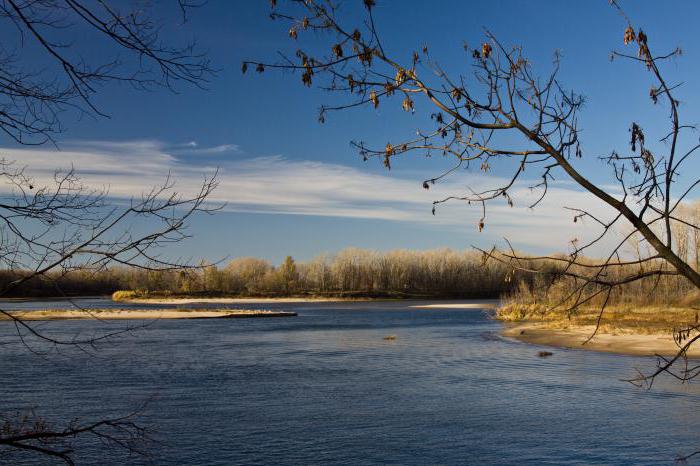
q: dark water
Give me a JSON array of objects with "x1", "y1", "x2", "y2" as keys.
[{"x1": 1, "y1": 298, "x2": 699, "y2": 465}]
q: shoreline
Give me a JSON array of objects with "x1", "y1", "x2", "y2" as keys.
[
  {"x1": 117, "y1": 296, "x2": 377, "y2": 304},
  {"x1": 0, "y1": 309, "x2": 297, "y2": 321},
  {"x1": 117, "y1": 297, "x2": 503, "y2": 305},
  {"x1": 410, "y1": 301, "x2": 498, "y2": 310},
  {"x1": 502, "y1": 322, "x2": 700, "y2": 357}
]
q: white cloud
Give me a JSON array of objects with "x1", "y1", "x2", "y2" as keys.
[
  {"x1": 168, "y1": 141, "x2": 239, "y2": 155},
  {"x1": 0, "y1": 140, "x2": 624, "y2": 253},
  {"x1": 190, "y1": 144, "x2": 240, "y2": 155}
]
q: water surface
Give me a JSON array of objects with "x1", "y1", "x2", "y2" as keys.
[{"x1": 0, "y1": 298, "x2": 698, "y2": 465}]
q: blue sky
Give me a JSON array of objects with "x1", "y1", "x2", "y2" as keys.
[{"x1": 4, "y1": 1, "x2": 700, "y2": 264}]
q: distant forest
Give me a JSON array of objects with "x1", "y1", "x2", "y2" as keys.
[
  {"x1": 0, "y1": 248, "x2": 516, "y2": 299},
  {"x1": 1, "y1": 246, "x2": 696, "y2": 304}
]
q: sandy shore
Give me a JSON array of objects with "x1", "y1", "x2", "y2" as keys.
[
  {"x1": 411, "y1": 301, "x2": 498, "y2": 310},
  {"x1": 117, "y1": 297, "x2": 502, "y2": 308},
  {"x1": 502, "y1": 322, "x2": 700, "y2": 357},
  {"x1": 0, "y1": 309, "x2": 297, "y2": 321},
  {"x1": 118, "y1": 297, "x2": 373, "y2": 305}
]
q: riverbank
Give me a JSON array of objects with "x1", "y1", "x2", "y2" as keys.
[
  {"x1": 498, "y1": 303, "x2": 700, "y2": 357},
  {"x1": 502, "y1": 322, "x2": 700, "y2": 357},
  {"x1": 113, "y1": 290, "x2": 508, "y2": 305},
  {"x1": 410, "y1": 301, "x2": 498, "y2": 309},
  {"x1": 116, "y1": 296, "x2": 375, "y2": 305},
  {"x1": 124, "y1": 298, "x2": 502, "y2": 307},
  {"x1": 0, "y1": 309, "x2": 297, "y2": 321}
]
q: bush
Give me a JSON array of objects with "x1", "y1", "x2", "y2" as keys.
[{"x1": 111, "y1": 290, "x2": 142, "y2": 301}]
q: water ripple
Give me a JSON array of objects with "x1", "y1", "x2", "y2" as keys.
[{"x1": 0, "y1": 298, "x2": 698, "y2": 465}]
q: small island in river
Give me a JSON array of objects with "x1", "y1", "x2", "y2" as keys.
[{"x1": 0, "y1": 309, "x2": 297, "y2": 321}]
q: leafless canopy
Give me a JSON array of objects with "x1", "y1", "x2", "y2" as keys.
[
  {"x1": 0, "y1": 1, "x2": 216, "y2": 464},
  {"x1": 246, "y1": 1, "x2": 700, "y2": 385},
  {"x1": 0, "y1": 164, "x2": 219, "y2": 464},
  {"x1": 0, "y1": 0, "x2": 213, "y2": 144}
]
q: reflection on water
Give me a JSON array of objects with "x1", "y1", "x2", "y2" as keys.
[{"x1": 0, "y1": 298, "x2": 698, "y2": 465}]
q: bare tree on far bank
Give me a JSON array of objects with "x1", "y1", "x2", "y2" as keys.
[
  {"x1": 246, "y1": 1, "x2": 700, "y2": 399},
  {"x1": 112, "y1": 248, "x2": 515, "y2": 299},
  {"x1": 0, "y1": 1, "x2": 216, "y2": 464}
]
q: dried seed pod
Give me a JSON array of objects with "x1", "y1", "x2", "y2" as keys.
[
  {"x1": 370, "y1": 90, "x2": 379, "y2": 108},
  {"x1": 302, "y1": 69, "x2": 313, "y2": 87},
  {"x1": 395, "y1": 68, "x2": 407, "y2": 86},
  {"x1": 401, "y1": 96, "x2": 413, "y2": 112},
  {"x1": 358, "y1": 48, "x2": 373, "y2": 66},
  {"x1": 637, "y1": 29, "x2": 647, "y2": 44}
]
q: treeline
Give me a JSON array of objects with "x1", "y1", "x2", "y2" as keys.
[
  {"x1": 119, "y1": 200, "x2": 700, "y2": 305},
  {"x1": 503, "y1": 257, "x2": 699, "y2": 311},
  {"x1": 2, "y1": 242, "x2": 698, "y2": 305},
  {"x1": 0, "y1": 248, "x2": 518, "y2": 299},
  {"x1": 0, "y1": 269, "x2": 124, "y2": 298},
  {"x1": 119, "y1": 248, "x2": 516, "y2": 298},
  {"x1": 503, "y1": 200, "x2": 700, "y2": 311}
]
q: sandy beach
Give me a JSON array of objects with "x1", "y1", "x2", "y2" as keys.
[
  {"x1": 411, "y1": 302, "x2": 498, "y2": 310},
  {"x1": 117, "y1": 297, "x2": 373, "y2": 305},
  {"x1": 119, "y1": 297, "x2": 500, "y2": 308},
  {"x1": 502, "y1": 322, "x2": 700, "y2": 357},
  {"x1": 0, "y1": 309, "x2": 297, "y2": 321}
]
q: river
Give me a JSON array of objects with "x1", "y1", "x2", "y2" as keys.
[{"x1": 0, "y1": 298, "x2": 698, "y2": 465}]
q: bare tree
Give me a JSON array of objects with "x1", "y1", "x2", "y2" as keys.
[
  {"x1": 0, "y1": 1, "x2": 216, "y2": 463},
  {"x1": 246, "y1": 2, "x2": 700, "y2": 385},
  {"x1": 0, "y1": 166, "x2": 218, "y2": 465},
  {"x1": 0, "y1": 0, "x2": 212, "y2": 144}
]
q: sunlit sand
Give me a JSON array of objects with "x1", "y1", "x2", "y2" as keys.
[
  {"x1": 117, "y1": 297, "x2": 372, "y2": 305},
  {"x1": 411, "y1": 302, "x2": 498, "y2": 309},
  {"x1": 0, "y1": 309, "x2": 297, "y2": 321},
  {"x1": 502, "y1": 323, "x2": 700, "y2": 357}
]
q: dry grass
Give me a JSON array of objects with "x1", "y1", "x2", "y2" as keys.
[
  {"x1": 111, "y1": 290, "x2": 141, "y2": 301},
  {"x1": 496, "y1": 303, "x2": 700, "y2": 335},
  {"x1": 498, "y1": 264, "x2": 700, "y2": 335}
]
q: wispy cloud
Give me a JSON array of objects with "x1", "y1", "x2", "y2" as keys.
[
  {"x1": 0, "y1": 140, "x2": 622, "y2": 253},
  {"x1": 169, "y1": 141, "x2": 240, "y2": 155},
  {"x1": 189, "y1": 144, "x2": 240, "y2": 155}
]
